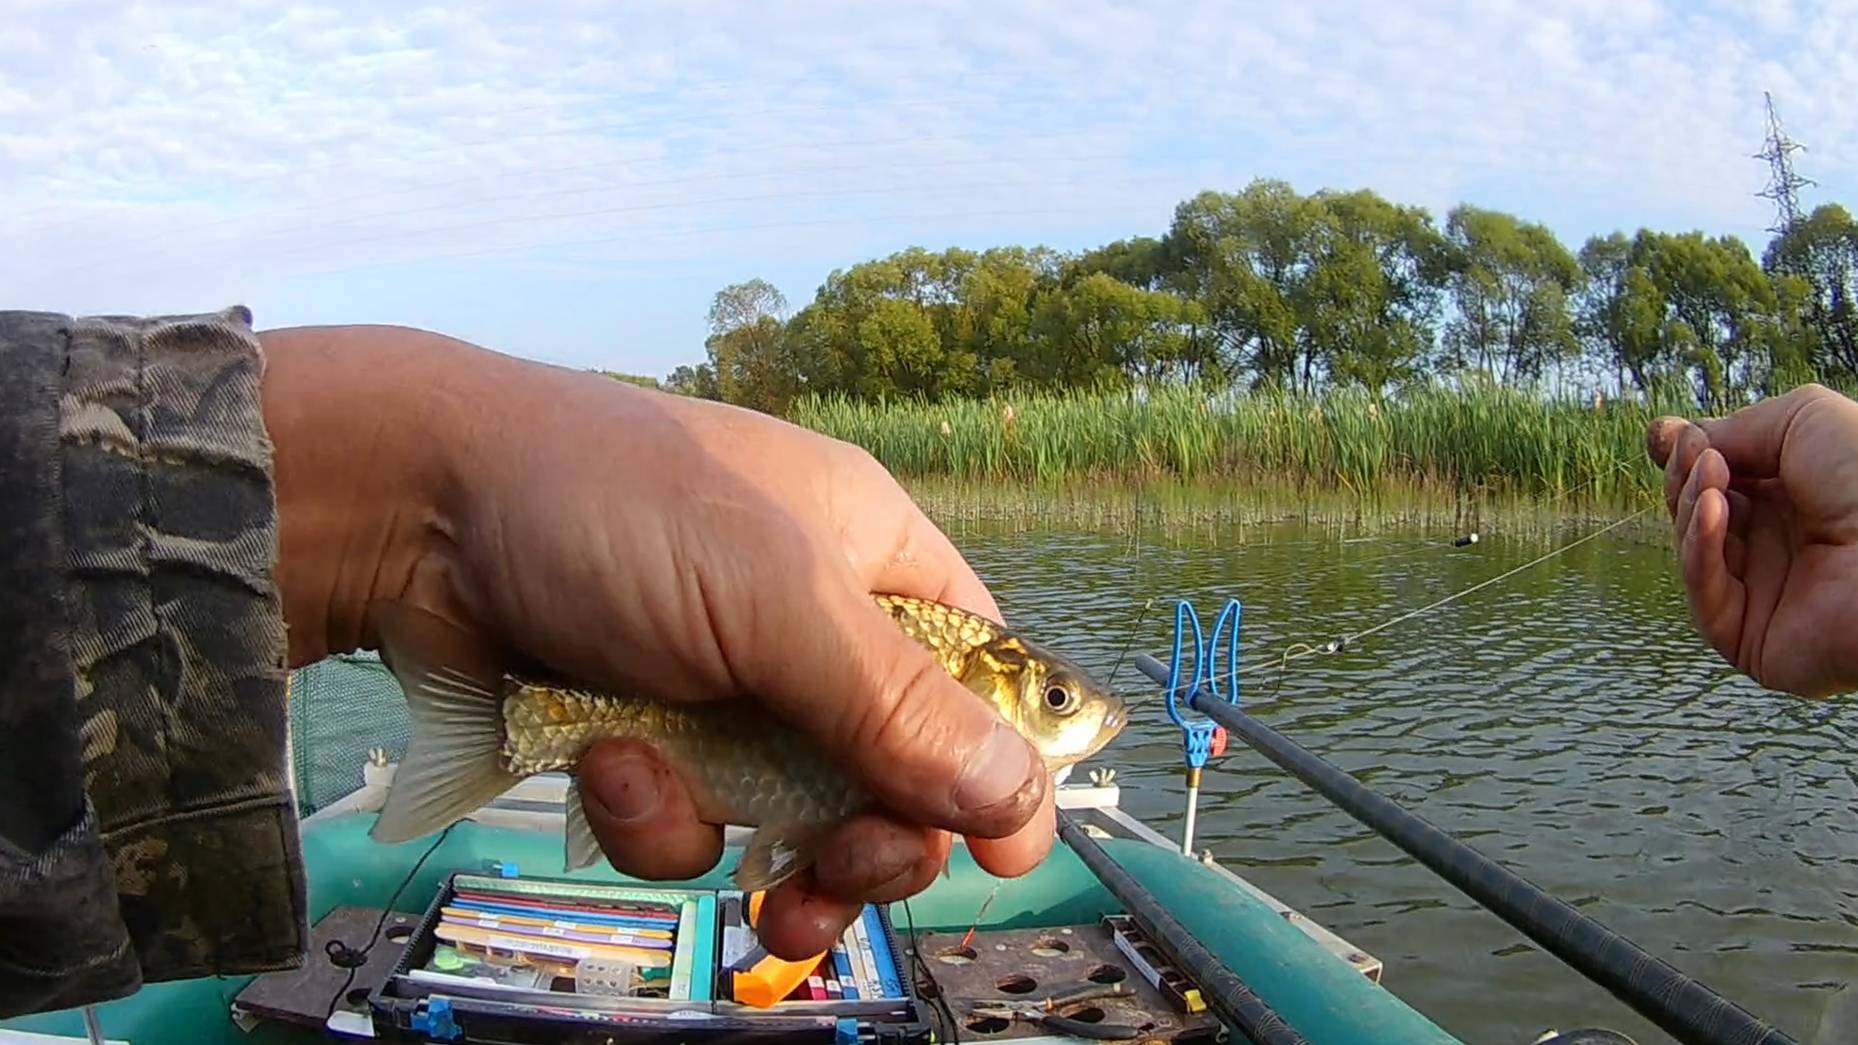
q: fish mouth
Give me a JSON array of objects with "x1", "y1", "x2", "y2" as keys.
[
  {"x1": 1074, "y1": 704, "x2": 1127, "y2": 762},
  {"x1": 1092, "y1": 701, "x2": 1127, "y2": 745}
]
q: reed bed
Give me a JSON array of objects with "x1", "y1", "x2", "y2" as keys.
[{"x1": 789, "y1": 380, "x2": 1689, "y2": 512}]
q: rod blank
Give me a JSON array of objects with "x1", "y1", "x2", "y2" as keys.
[{"x1": 1132, "y1": 652, "x2": 1795, "y2": 1045}]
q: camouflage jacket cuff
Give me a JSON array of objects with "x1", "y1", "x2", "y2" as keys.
[{"x1": 0, "y1": 307, "x2": 306, "y2": 1020}]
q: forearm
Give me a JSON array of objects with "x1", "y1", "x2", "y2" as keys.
[
  {"x1": 258, "y1": 324, "x2": 474, "y2": 663},
  {"x1": 256, "y1": 322, "x2": 639, "y2": 664}
]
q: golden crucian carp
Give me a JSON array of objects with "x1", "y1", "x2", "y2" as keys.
[{"x1": 364, "y1": 594, "x2": 1126, "y2": 890}]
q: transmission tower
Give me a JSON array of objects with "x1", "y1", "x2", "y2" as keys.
[{"x1": 1754, "y1": 90, "x2": 1814, "y2": 237}]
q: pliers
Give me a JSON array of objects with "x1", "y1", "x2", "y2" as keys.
[{"x1": 967, "y1": 985, "x2": 1154, "y2": 1041}]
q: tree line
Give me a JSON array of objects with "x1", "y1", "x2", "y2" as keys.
[{"x1": 651, "y1": 178, "x2": 1857, "y2": 416}]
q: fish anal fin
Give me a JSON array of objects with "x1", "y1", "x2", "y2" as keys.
[
  {"x1": 733, "y1": 823, "x2": 825, "y2": 892},
  {"x1": 364, "y1": 599, "x2": 521, "y2": 844},
  {"x1": 564, "y1": 779, "x2": 605, "y2": 872}
]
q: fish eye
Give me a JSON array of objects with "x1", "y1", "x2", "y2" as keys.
[{"x1": 1044, "y1": 684, "x2": 1078, "y2": 714}]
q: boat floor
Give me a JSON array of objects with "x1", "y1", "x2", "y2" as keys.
[{"x1": 0, "y1": 812, "x2": 1461, "y2": 1045}]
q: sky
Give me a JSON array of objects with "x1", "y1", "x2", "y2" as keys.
[{"x1": 4, "y1": 0, "x2": 1854, "y2": 379}]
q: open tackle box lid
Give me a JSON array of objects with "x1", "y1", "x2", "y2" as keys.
[{"x1": 366, "y1": 869, "x2": 932, "y2": 1044}]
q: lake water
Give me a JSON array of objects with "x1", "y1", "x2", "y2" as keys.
[
  {"x1": 945, "y1": 514, "x2": 1858, "y2": 1045},
  {"x1": 286, "y1": 510, "x2": 1857, "y2": 1044}
]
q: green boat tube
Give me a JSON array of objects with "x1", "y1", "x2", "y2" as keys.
[{"x1": 2, "y1": 800, "x2": 1463, "y2": 1045}]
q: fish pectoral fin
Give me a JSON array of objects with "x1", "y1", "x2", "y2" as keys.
[
  {"x1": 563, "y1": 778, "x2": 605, "y2": 872},
  {"x1": 733, "y1": 823, "x2": 825, "y2": 893},
  {"x1": 365, "y1": 600, "x2": 521, "y2": 844}
]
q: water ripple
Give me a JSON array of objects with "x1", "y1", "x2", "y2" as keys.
[{"x1": 958, "y1": 520, "x2": 1843, "y2": 1045}]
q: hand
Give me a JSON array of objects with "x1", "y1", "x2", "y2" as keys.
[
  {"x1": 259, "y1": 324, "x2": 1054, "y2": 958},
  {"x1": 1646, "y1": 383, "x2": 1858, "y2": 697}
]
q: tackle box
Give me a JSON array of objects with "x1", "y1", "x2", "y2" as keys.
[{"x1": 366, "y1": 869, "x2": 932, "y2": 1044}]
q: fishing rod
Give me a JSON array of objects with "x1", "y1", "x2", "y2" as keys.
[
  {"x1": 1054, "y1": 808, "x2": 1310, "y2": 1045},
  {"x1": 1130, "y1": 632, "x2": 1796, "y2": 1045}
]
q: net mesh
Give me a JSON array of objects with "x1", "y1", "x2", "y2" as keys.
[{"x1": 286, "y1": 652, "x2": 412, "y2": 817}]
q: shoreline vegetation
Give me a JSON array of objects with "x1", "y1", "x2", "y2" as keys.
[
  {"x1": 788, "y1": 379, "x2": 1685, "y2": 536},
  {"x1": 900, "y1": 476, "x2": 1672, "y2": 545},
  {"x1": 611, "y1": 175, "x2": 1855, "y2": 531},
  {"x1": 792, "y1": 380, "x2": 1667, "y2": 501}
]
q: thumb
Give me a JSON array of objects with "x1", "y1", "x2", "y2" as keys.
[
  {"x1": 736, "y1": 572, "x2": 1047, "y2": 842},
  {"x1": 1695, "y1": 384, "x2": 1837, "y2": 479}
]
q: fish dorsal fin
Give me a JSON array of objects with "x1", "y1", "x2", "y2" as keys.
[
  {"x1": 563, "y1": 778, "x2": 605, "y2": 872},
  {"x1": 733, "y1": 823, "x2": 825, "y2": 892},
  {"x1": 366, "y1": 600, "x2": 522, "y2": 844}
]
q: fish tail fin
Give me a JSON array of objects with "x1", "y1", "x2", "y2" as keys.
[
  {"x1": 733, "y1": 823, "x2": 826, "y2": 892},
  {"x1": 563, "y1": 780, "x2": 604, "y2": 871},
  {"x1": 366, "y1": 600, "x2": 523, "y2": 844}
]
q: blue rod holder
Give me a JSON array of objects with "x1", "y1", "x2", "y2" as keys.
[{"x1": 1165, "y1": 598, "x2": 1243, "y2": 770}]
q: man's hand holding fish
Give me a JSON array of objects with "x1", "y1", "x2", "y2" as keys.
[{"x1": 260, "y1": 323, "x2": 1126, "y2": 960}]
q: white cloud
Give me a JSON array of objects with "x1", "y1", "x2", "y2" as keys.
[{"x1": 1, "y1": 0, "x2": 1851, "y2": 372}]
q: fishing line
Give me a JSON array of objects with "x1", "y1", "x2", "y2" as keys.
[
  {"x1": 104, "y1": 175, "x2": 1161, "y2": 292},
  {"x1": 199, "y1": 174, "x2": 1080, "y2": 264},
  {"x1": 900, "y1": 897, "x2": 961, "y2": 1045},
  {"x1": 957, "y1": 880, "x2": 1003, "y2": 952},
  {"x1": 321, "y1": 820, "x2": 463, "y2": 1023},
  {"x1": 13, "y1": 70, "x2": 1103, "y2": 241},
  {"x1": 242, "y1": 197, "x2": 1165, "y2": 288},
  {"x1": 1220, "y1": 507, "x2": 1656, "y2": 698},
  {"x1": 1107, "y1": 596, "x2": 1156, "y2": 688},
  {"x1": 47, "y1": 143, "x2": 1132, "y2": 281}
]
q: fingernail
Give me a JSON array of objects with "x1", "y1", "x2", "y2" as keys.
[
  {"x1": 954, "y1": 721, "x2": 1037, "y2": 814},
  {"x1": 587, "y1": 756, "x2": 663, "y2": 824}
]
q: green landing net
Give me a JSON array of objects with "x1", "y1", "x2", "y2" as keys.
[{"x1": 286, "y1": 652, "x2": 411, "y2": 816}]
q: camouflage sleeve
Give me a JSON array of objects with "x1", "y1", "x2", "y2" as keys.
[{"x1": 0, "y1": 306, "x2": 305, "y2": 1019}]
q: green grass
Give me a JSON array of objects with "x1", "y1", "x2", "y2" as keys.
[
  {"x1": 789, "y1": 378, "x2": 1691, "y2": 512},
  {"x1": 895, "y1": 475, "x2": 1670, "y2": 545}
]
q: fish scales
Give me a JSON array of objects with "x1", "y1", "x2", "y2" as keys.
[
  {"x1": 876, "y1": 593, "x2": 1001, "y2": 675},
  {"x1": 500, "y1": 684, "x2": 868, "y2": 826},
  {"x1": 366, "y1": 592, "x2": 1126, "y2": 891}
]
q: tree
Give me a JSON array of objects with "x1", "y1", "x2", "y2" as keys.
[
  {"x1": 1440, "y1": 205, "x2": 1584, "y2": 385},
  {"x1": 1030, "y1": 272, "x2": 1202, "y2": 386},
  {"x1": 785, "y1": 256, "x2": 944, "y2": 400},
  {"x1": 1063, "y1": 237, "x2": 1217, "y2": 381},
  {"x1": 705, "y1": 279, "x2": 794, "y2": 414},
  {"x1": 1162, "y1": 181, "x2": 1448, "y2": 392},
  {"x1": 1067, "y1": 236, "x2": 1173, "y2": 291},
  {"x1": 958, "y1": 246, "x2": 1063, "y2": 393},
  {"x1": 1302, "y1": 189, "x2": 1449, "y2": 392},
  {"x1": 665, "y1": 364, "x2": 720, "y2": 400},
  {"x1": 1765, "y1": 203, "x2": 1858, "y2": 380},
  {"x1": 1575, "y1": 232, "x2": 1667, "y2": 393},
  {"x1": 599, "y1": 370, "x2": 661, "y2": 390},
  {"x1": 664, "y1": 180, "x2": 1842, "y2": 410},
  {"x1": 1633, "y1": 231, "x2": 1775, "y2": 410},
  {"x1": 780, "y1": 247, "x2": 1057, "y2": 400},
  {"x1": 1577, "y1": 231, "x2": 1783, "y2": 408},
  {"x1": 1163, "y1": 180, "x2": 1314, "y2": 388}
]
